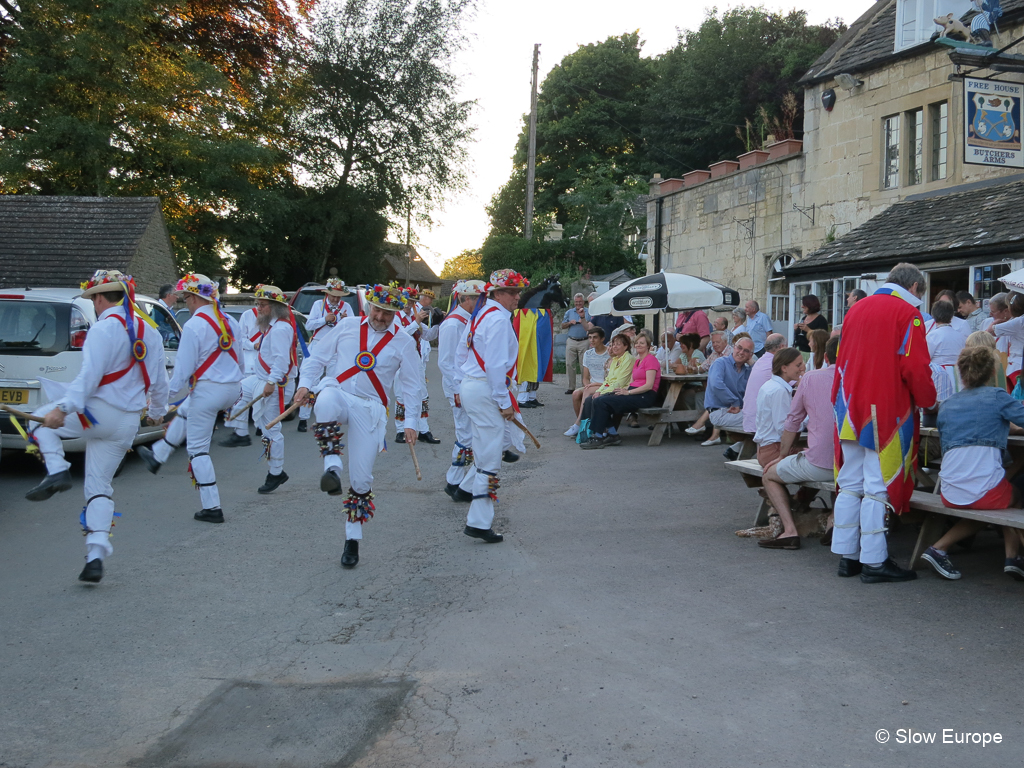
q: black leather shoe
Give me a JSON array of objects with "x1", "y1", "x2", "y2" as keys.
[
  {"x1": 837, "y1": 557, "x2": 862, "y2": 577},
  {"x1": 219, "y1": 432, "x2": 251, "y2": 447},
  {"x1": 136, "y1": 444, "x2": 162, "y2": 474},
  {"x1": 297, "y1": 419, "x2": 308, "y2": 433},
  {"x1": 394, "y1": 431, "x2": 406, "y2": 444},
  {"x1": 78, "y1": 558, "x2": 103, "y2": 583},
  {"x1": 194, "y1": 508, "x2": 225, "y2": 523},
  {"x1": 464, "y1": 525, "x2": 504, "y2": 543},
  {"x1": 321, "y1": 469, "x2": 343, "y2": 495},
  {"x1": 418, "y1": 431, "x2": 441, "y2": 444},
  {"x1": 445, "y1": 483, "x2": 473, "y2": 502},
  {"x1": 502, "y1": 450, "x2": 519, "y2": 463},
  {"x1": 723, "y1": 446, "x2": 739, "y2": 460},
  {"x1": 258, "y1": 471, "x2": 289, "y2": 494},
  {"x1": 519, "y1": 400, "x2": 537, "y2": 408},
  {"x1": 564, "y1": 389, "x2": 574, "y2": 395},
  {"x1": 25, "y1": 469, "x2": 73, "y2": 502},
  {"x1": 860, "y1": 558, "x2": 918, "y2": 583},
  {"x1": 341, "y1": 539, "x2": 359, "y2": 568},
  {"x1": 255, "y1": 428, "x2": 262, "y2": 437},
  {"x1": 604, "y1": 434, "x2": 622, "y2": 446},
  {"x1": 533, "y1": 400, "x2": 544, "y2": 406}
]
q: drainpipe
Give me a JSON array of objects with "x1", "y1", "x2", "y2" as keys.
[{"x1": 653, "y1": 196, "x2": 664, "y2": 342}]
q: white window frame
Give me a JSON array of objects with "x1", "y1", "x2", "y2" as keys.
[{"x1": 895, "y1": 0, "x2": 972, "y2": 52}]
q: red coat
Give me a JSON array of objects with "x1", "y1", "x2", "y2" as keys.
[{"x1": 832, "y1": 288, "x2": 937, "y2": 513}]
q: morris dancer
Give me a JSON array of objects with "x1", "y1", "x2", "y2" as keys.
[
  {"x1": 455, "y1": 269, "x2": 528, "y2": 543},
  {"x1": 223, "y1": 304, "x2": 262, "y2": 446},
  {"x1": 24, "y1": 270, "x2": 169, "y2": 583},
  {"x1": 394, "y1": 287, "x2": 441, "y2": 444},
  {"x1": 137, "y1": 274, "x2": 243, "y2": 523},
  {"x1": 297, "y1": 277, "x2": 353, "y2": 432},
  {"x1": 439, "y1": 279, "x2": 486, "y2": 501},
  {"x1": 294, "y1": 284, "x2": 423, "y2": 568},
  {"x1": 223, "y1": 285, "x2": 299, "y2": 493},
  {"x1": 832, "y1": 263, "x2": 936, "y2": 582}
]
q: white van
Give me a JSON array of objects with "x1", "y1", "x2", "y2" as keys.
[{"x1": 0, "y1": 287, "x2": 179, "y2": 452}]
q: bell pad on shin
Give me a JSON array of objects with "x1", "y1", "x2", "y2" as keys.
[
  {"x1": 343, "y1": 488, "x2": 375, "y2": 524},
  {"x1": 313, "y1": 422, "x2": 345, "y2": 457}
]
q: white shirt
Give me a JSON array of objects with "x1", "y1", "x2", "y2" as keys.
[
  {"x1": 993, "y1": 315, "x2": 1024, "y2": 376},
  {"x1": 256, "y1": 316, "x2": 297, "y2": 384},
  {"x1": 753, "y1": 374, "x2": 794, "y2": 446},
  {"x1": 298, "y1": 316, "x2": 422, "y2": 431},
  {"x1": 438, "y1": 306, "x2": 471, "y2": 398},
  {"x1": 939, "y1": 446, "x2": 1004, "y2": 506},
  {"x1": 456, "y1": 298, "x2": 519, "y2": 409},
  {"x1": 655, "y1": 345, "x2": 683, "y2": 367},
  {"x1": 239, "y1": 307, "x2": 261, "y2": 374},
  {"x1": 61, "y1": 305, "x2": 169, "y2": 419},
  {"x1": 926, "y1": 323, "x2": 965, "y2": 366},
  {"x1": 924, "y1": 315, "x2": 969, "y2": 339},
  {"x1": 583, "y1": 347, "x2": 610, "y2": 384},
  {"x1": 168, "y1": 304, "x2": 244, "y2": 398},
  {"x1": 306, "y1": 297, "x2": 353, "y2": 343}
]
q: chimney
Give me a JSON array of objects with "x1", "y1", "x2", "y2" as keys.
[{"x1": 648, "y1": 173, "x2": 663, "y2": 196}]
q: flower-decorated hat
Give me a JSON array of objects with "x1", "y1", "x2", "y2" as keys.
[
  {"x1": 176, "y1": 273, "x2": 218, "y2": 302},
  {"x1": 324, "y1": 277, "x2": 350, "y2": 297},
  {"x1": 485, "y1": 269, "x2": 529, "y2": 294},
  {"x1": 403, "y1": 285, "x2": 419, "y2": 301},
  {"x1": 253, "y1": 284, "x2": 288, "y2": 305},
  {"x1": 419, "y1": 288, "x2": 436, "y2": 300},
  {"x1": 81, "y1": 269, "x2": 135, "y2": 297},
  {"x1": 365, "y1": 284, "x2": 410, "y2": 312},
  {"x1": 453, "y1": 279, "x2": 486, "y2": 296}
]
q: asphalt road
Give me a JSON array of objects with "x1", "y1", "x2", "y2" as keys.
[{"x1": 2, "y1": 363, "x2": 1023, "y2": 768}]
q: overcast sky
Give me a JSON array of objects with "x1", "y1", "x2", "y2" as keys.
[{"x1": 411, "y1": 0, "x2": 873, "y2": 275}]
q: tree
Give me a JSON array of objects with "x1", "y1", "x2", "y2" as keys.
[
  {"x1": 643, "y1": 7, "x2": 845, "y2": 176},
  {"x1": 440, "y1": 248, "x2": 484, "y2": 280},
  {"x1": 485, "y1": 166, "x2": 527, "y2": 237}
]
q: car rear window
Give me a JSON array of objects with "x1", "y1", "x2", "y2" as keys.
[{"x1": 0, "y1": 300, "x2": 70, "y2": 356}]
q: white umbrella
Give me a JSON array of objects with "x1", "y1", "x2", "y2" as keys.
[
  {"x1": 588, "y1": 271, "x2": 741, "y2": 316},
  {"x1": 1000, "y1": 268, "x2": 1024, "y2": 292}
]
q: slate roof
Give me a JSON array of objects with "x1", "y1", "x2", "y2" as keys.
[
  {"x1": 380, "y1": 242, "x2": 442, "y2": 286},
  {"x1": 0, "y1": 196, "x2": 164, "y2": 289},
  {"x1": 800, "y1": 0, "x2": 1024, "y2": 85},
  {"x1": 787, "y1": 176, "x2": 1024, "y2": 275}
]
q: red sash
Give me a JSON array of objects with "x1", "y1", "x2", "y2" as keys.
[
  {"x1": 467, "y1": 307, "x2": 519, "y2": 413},
  {"x1": 257, "y1": 321, "x2": 296, "y2": 411},
  {"x1": 399, "y1": 311, "x2": 421, "y2": 342},
  {"x1": 248, "y1": 308, "x2": 260, "y2": 343},
  {"x1": 311, "y1": 300, "x2": 343, "y2": 341},
  {"x1": 98, "y1": 314, "x2": 152, "y2": 394},
  {"x1": 189, "y1": 312, "x2": 238, "y2": 388},
  {"x1": 334, "y1": 319, "x2": 398, "y2": 407},
  {"x1": 447, "y1": 314, "x2": 468, "y2": 326}
]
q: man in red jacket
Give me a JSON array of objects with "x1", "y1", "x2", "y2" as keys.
[{"x1": 832, "y1": 263, "x2": 937, "y2": 583}]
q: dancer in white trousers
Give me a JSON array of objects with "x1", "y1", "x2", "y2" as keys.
[
  {"x1": 137, "y1": 274, "x2": 243, "y2": 523},
  {"x1": 393, "y1": 288, "x2": 441, "y2": 444},
  {"x1": 298, "y1": 277, "x2": 353, "y2": 430},
  {"x1": 294, "y1": 283, "x2": 423, "y2": 568},
  {"x1": 439, "y1": 280, "x2": 486, "y2": 501},
  {"x1": 455, "y1": 269, "x2": 529, "y2": 543},
  {"x1": 218, "y1": 304, "x2": 263, "y2": 447},
  {"x1": 25, "y1": 270, "x2": 169, "y2": 583}
]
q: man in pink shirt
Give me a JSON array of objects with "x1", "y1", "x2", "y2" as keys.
[
  {"x1": 741, "y1": 334, "x2": 786, "y2": 433},
  {"x1": 758, "y1": 337, "x2": 839, "y2": 549},
  {"x1": 675, "y1": 309, "x2": 711, "y2": 351}
]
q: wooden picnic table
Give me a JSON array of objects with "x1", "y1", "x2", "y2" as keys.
[{"x1": 635, "y1": 372, "x2": 708, "y2": 447}]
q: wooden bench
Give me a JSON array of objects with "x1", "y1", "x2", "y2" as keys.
[
  {"x1": 724, "y1": 459, "x2": 834, "y2": 526},
  {"x1": 637, "y1": 373, "x2": 707, "y2": 447},
  {"x1": 907, "y1": 490, "x2": 1024, "y2": 570},
  {"x1": 723, "y1": 432, "x2": 757, "y2": 460}
]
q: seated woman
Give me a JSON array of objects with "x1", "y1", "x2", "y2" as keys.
[
  {"x1": 921, "y1": 347, "x2": 1024, "y2": 581},
  {"x1": 564, "y1": 327, "x2": 609, "y2": 437},
  {"x1": 672, "y1": 333, "x2": 706, "y2": 374},
  {"x1": 574, "y1": 333, "x2": 634, "y2": 437},
  {"x1": 581, "y1": 332, "x2": 660, "y2": 449},
  {"x1": 752, "y1": 348, "x2": 805, "y2": 468},
  {"x1": 807, "y1": 328, "x2": 829, "y2": 371}
]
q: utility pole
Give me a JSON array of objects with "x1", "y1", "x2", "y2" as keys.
[
  {"x1": 406, "y1": 205, "x2": 412, "y2": 285},
  {"x1": 524, "y1": 43, "x2": 540, "y2": 240}
]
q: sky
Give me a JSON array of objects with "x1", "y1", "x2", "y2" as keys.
[{"x1": 411, "y1": 0, "x2": 873, "y2": 276}]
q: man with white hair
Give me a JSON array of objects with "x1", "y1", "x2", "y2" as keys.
[
  {"x1": 561, "y1": 292, "x2": 592, "y2": 394},
  {"x1": 440, "y1": 279, "x2": 486, "y2": 501},
  {"x1": 295, "y1": 284, "x2": 423, "y2": 568},
  {"x1": 744, "y1": 300, "x2": 774, "y2": 356},
  {"x1": 138, "y1": 274, "x2": 243, "y2": 524}
]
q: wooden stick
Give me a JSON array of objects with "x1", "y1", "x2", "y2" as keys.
[
  {"x1": 511, "y1": 417, "x2": 541, "y2": 449},
  {"x1": 1, "y1": 404, "x2": 45, "y2": 423},
  {"x1": 407, "y1": 439, "x2": 423, "y2": 481},
  {"x1": 226, "y1": 393, "x2": 264, "y2": 422},
  {"x1": 264, "y1": 400, "x2": 300, "y2": 429}
]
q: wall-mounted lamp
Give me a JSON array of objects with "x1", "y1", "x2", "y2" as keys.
[
  {"x1": 821, "y1": 88, "x2": 836, "y2": 111},
  {"x1": 835, "y1": 72, "x2": 864, "y2": 91}
]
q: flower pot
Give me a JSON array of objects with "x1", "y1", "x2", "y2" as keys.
[
  {"x1": 766, "y1": 139, "x2": 803, "y2": 160},
  {"x1": 738, "y1": 150, "x2": 770, "y2": 170},
  {"x1": 683, "y1": 170, "x2": 711, "y2": 187}
]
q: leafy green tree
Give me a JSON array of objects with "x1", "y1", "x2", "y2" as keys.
[
  {"x1": 485, "y1": 166, "x2": 527, "y2": 237},
  {"x1": 557, "y1": 166, "x2": 647, "y2": 250},
  {"x1": 440, "y1": 248, "x2": 484, "y2": 280},
  {"x1": 643, "y1": 7, "x2": 844, "y2": 176}
]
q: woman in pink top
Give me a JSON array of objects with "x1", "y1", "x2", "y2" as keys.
[{"x1": 580, "y1": 332, "x2": 661, "y2": 449}]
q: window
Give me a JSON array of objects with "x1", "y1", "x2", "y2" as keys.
[
  {"x1": 836, "y1": 277, "x2": 860, "y2": 324},
  {"x1": 931, "y1": 101, "x2": 948, "y2": 180},
  {"x1": 138, "y1": 300, "x2": 181, "y2": 350},
  {"x1": 770, "y1": 294, "x2": 790, "y2": 324},
  {"x1": 896, "y1": 0, "x2": 972, "y2": 51},
  {"x1": 974, "y1": 263, "x2": 1012, "y2": 302},
  {"x1": 907, "y1": 108, "x2": 924, "y2": 186},
  {"x1": 883, "y1": 115, "x2": 900, "y2": 189}
]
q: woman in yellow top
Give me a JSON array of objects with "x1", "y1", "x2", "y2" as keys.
[{"x1": 572, "y1": 333, "x2": 633, "y2": 438}]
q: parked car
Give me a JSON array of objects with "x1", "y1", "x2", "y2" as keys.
[{"x1": 0, "y1": 287, "x2": 180, "y2": 453}]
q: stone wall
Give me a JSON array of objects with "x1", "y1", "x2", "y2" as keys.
[{"x1": 129, "y1": 213, "x2": 179, "y2": 296}]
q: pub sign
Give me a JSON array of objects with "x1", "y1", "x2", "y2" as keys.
[{"x1": 964, "y1": 77, "x2": 1023, "y2": 168}]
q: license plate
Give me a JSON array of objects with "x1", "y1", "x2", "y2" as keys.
[{"x1": 0, "y1": 388, "x2": 29, "y2": 405}]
